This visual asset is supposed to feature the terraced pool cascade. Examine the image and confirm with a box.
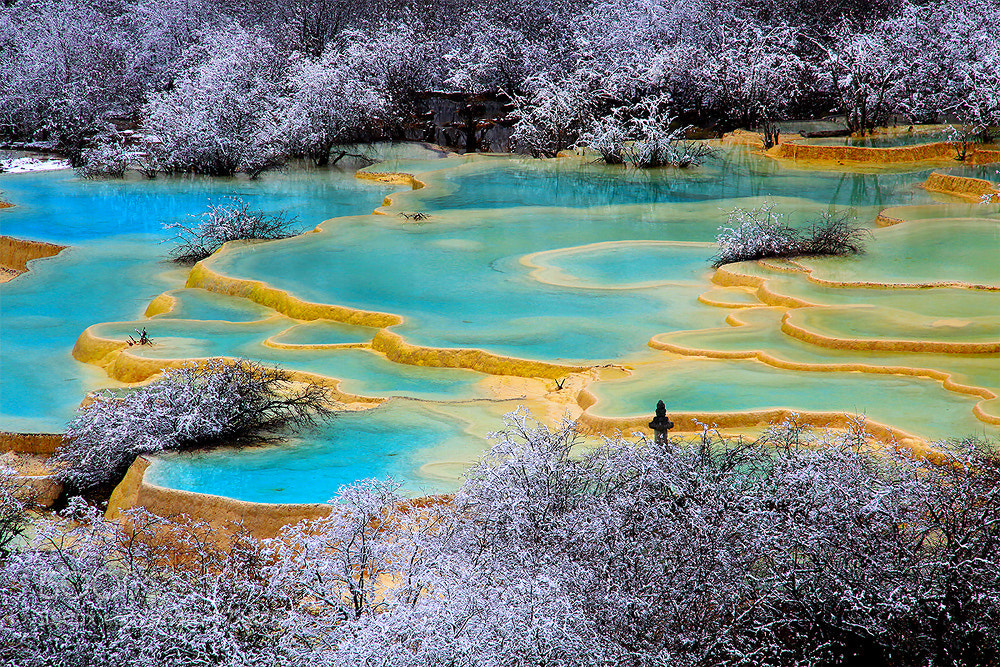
[2,139,998,503]
[582,356,990,443]
[0,160,401,431]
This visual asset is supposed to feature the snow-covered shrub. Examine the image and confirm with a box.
[580,114,629,164]
[75,136,131,179]
[55,358,332,493]
[624,97,716,168]
[164,197,301,263]
[803,210,871,256]
[0,467,29,558]
[623,132,716,168]
[712,204,868,267]
[580,97,716,168]
[8,411,1000,666]
[713,202,800,266]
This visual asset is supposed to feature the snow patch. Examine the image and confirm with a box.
[0,156,72,174]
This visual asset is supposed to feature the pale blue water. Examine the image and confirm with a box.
[405,154,939,211]
[1,168,396,431]
[152,288,275,322]
[589,359,991,442]
[2,146,996,502]
[145,401,486,502]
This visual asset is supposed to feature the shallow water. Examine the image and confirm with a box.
[799,131,954,147]
[2,145,998,501]
[0,166,398,430]
[145,400,502,502]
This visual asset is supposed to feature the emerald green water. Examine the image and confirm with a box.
[2,145,997,502]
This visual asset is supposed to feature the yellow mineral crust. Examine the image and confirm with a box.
[696,286,761,308]
[355,171,427,189]
[573,404,948,464]
[716,256,999,294]
[106,456,453,539]
[646,329,999,427]
[144,292,178,317]
[779,309,1000,354]
[520,240,715,290]
[0,431,62,456]
[72,324,384,405]
[57,144,1000,525]
[1,235,67,282]
[371,329,589,379]
[186,260,403,327]
[766,139,1000,166]
[106,457,332,538]
[922,171,1000,203]
[355,171,428,212]
[262,336,370,351]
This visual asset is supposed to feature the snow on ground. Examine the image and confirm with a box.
[0,155,72,174]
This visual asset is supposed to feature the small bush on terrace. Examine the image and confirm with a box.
[712,202,869,267]
[164,197,301,263]
[55,358,333,494]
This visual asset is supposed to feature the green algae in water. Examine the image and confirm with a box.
[799,218,1000,288]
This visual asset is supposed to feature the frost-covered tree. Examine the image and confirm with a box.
[578,96,716,168]
[701,21,804,145]
[3,0,998,163]
[444,16,533,96]
[813,18,906,134]
[950,45,1000,147]
[277,0,371,57]
[891,0,1000,127]
[510,68,604,156]
[55,358,333,493]
[339,23,445,137]
[144,24,287,176]
[280,48,389,166]
[0,0,140,161]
